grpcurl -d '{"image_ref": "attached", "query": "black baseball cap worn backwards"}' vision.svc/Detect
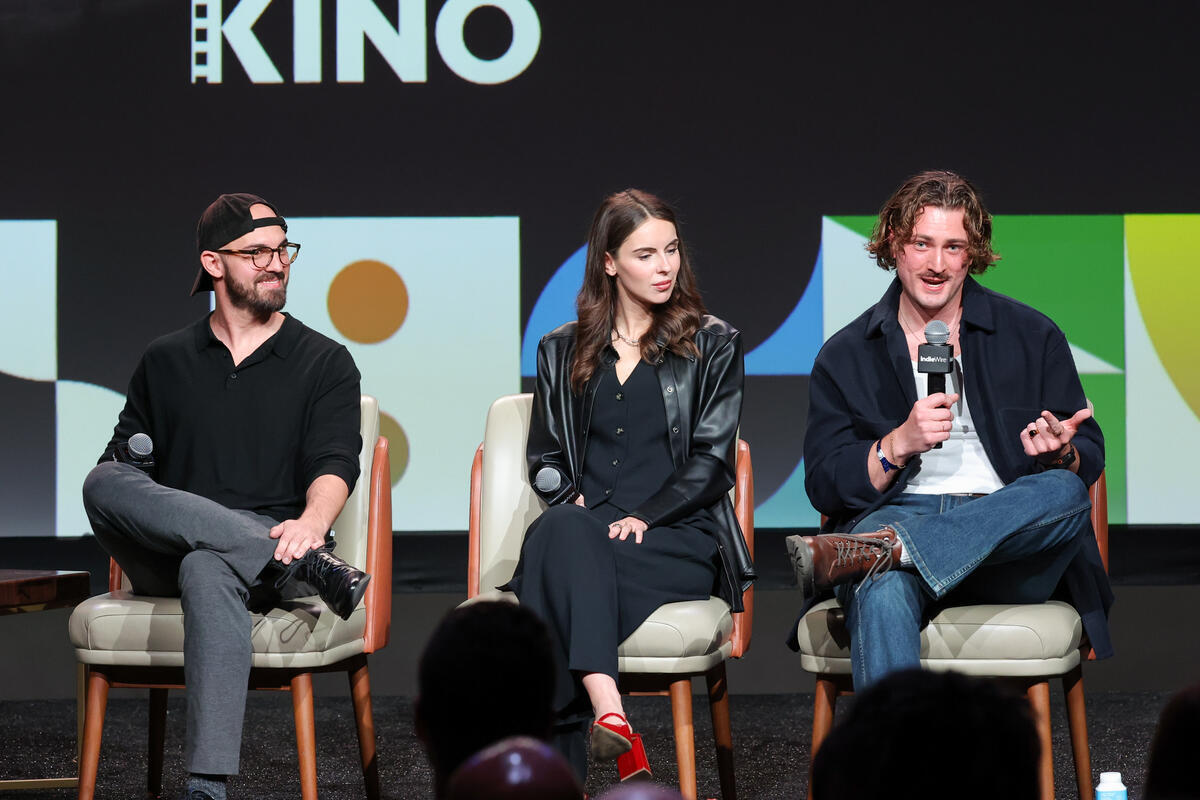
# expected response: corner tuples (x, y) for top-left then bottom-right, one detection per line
(191, 193), (288, 295)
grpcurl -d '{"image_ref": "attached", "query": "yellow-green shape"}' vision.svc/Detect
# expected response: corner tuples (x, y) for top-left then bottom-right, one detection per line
(1126, 215), (1200, 423)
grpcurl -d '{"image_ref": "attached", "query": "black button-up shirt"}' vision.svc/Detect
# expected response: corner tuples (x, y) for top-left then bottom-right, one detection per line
(100, 313), (362, 523)
(581, 360), (674, 512)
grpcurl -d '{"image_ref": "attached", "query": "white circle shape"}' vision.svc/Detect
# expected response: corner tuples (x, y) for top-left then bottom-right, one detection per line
(435, 0), (541, 85)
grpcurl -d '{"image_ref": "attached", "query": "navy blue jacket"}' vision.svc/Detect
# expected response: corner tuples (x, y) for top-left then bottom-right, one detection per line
(800, 276), (1114, 658)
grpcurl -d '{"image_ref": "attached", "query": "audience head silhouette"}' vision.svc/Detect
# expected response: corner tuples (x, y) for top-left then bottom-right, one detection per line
(416, 601), (557, 798)
(445, 736), (582, 800)
(1145, 682), (1200, 799)
(812, 669), (1040, 800)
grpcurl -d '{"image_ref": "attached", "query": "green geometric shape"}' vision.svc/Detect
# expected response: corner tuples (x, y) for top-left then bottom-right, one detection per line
(982, 216), (1124, 369)
(829, 215), (878, 241)
(981, 216), (1125, 522)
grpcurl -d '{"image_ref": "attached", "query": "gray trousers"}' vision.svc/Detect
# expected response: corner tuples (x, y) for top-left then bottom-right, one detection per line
(82, 461), (283, 775)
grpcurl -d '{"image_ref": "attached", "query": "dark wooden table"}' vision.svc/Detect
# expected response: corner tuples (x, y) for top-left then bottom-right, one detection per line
(0, 568), (92, 790)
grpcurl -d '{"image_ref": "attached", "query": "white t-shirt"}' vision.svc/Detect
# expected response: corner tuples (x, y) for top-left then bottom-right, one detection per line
(902, 357), (1005, 495)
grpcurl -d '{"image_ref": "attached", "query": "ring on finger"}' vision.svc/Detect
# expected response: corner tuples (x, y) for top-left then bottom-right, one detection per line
(1028, 427), (1039, 437)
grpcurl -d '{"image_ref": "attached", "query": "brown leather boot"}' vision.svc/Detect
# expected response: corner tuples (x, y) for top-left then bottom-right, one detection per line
(786, 527), (903, 598)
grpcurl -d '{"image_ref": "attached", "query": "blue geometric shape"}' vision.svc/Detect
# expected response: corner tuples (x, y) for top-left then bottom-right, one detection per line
(753, 456), (820, 528)
(522, 245), (586, 377)
(744, 244), (824, 376)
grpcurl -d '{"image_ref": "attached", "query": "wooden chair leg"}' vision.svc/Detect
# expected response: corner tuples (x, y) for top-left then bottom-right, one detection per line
(291, 673), (318, 800)
(1063, 666), (1094, 800)
(78, 668), (111, 800)
(74, 663), (86, 775)
(147, 688), (169, 798)
(669, 677), (697, 800)
(1027, 680), (1055, 800)
(808, 676), (839, 800)
(705, 662), (736, 800)
(348, 655), (380, 800)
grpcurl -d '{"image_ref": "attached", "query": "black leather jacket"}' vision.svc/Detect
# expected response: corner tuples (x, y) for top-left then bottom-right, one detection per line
(527, 315), (756, 610)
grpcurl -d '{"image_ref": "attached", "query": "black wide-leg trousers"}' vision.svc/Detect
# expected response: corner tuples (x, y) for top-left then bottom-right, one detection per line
(505, 502), (719, 781)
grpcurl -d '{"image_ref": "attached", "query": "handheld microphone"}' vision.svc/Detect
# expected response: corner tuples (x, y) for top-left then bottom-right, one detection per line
(533, 467), (562, 493)
(918, 320), (954, 448)
(115, 432), (156, 475)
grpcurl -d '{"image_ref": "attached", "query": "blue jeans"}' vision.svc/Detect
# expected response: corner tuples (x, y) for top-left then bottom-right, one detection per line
(835, 469), (1093, 689)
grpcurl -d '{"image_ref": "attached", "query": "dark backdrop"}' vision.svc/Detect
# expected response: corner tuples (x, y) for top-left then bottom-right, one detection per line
(0, 1), (1195, 541)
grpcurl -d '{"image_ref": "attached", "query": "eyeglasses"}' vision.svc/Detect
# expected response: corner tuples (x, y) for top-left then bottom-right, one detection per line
(213, 242), (301, 269)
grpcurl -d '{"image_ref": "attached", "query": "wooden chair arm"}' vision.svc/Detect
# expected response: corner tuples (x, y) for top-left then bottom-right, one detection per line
(730, 439), (755, 658)
(362, 435), (392, 653)
(467, 444), (484, 598)
(1089, 471), (1109, 574)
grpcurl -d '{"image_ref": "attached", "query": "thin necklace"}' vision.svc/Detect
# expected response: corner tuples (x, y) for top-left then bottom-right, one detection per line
(898, 304), (961, 341)
(613, 328), (640, 346)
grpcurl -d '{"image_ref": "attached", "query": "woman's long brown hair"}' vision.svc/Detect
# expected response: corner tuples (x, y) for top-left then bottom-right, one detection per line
(570, 189), (706, 393)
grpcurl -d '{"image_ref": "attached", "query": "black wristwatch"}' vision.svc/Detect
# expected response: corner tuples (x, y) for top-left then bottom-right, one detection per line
(875, 439), (905, 473)
(1041, 442), (1077, 469)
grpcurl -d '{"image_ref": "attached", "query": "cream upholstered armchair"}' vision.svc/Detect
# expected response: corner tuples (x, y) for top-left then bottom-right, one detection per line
(465, 393), (754, 800)
(795, 473), (1109, 800)
(69, 395), (392, 800)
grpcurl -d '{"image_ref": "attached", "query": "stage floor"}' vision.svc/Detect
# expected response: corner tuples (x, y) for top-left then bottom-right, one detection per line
(0, 689), (1163, 800)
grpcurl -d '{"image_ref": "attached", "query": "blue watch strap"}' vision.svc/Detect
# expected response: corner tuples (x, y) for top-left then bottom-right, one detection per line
(876, 439), (905, 473)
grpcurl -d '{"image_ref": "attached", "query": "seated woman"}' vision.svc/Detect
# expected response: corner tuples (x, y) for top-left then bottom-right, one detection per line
(503, 188), (755, 784)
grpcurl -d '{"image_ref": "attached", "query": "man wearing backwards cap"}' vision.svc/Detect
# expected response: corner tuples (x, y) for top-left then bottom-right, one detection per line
(83, 193), (369, 800)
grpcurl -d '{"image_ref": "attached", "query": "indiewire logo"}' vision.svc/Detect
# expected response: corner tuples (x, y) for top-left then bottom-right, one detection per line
(191, 0), (541, 85)
(919, 355), (949, 363)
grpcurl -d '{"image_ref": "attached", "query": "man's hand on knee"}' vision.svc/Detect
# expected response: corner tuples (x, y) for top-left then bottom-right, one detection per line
(269, 518), (327, 564)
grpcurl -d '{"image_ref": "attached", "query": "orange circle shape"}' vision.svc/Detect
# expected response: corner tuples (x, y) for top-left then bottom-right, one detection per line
(327, 260), (409, 344)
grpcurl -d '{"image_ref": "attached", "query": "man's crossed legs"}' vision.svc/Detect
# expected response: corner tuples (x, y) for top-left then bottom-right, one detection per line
(82, 461), (369, 795)
(791, 469), (1093, 687)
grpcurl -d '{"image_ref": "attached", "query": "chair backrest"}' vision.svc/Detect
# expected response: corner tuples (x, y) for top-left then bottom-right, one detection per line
(467, 394), (755, 660)
(343, 395), (392, 653)
(469, 394), (545, 595)
(333, 394), (381, 571)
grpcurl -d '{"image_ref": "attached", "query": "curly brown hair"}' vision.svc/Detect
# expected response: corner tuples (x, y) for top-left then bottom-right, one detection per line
(570, 189), (705, 393)
(866, 170), (1000, 275)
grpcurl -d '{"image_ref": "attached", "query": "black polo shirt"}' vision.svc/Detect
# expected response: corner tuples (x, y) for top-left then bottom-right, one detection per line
(100, 313), (362, 523)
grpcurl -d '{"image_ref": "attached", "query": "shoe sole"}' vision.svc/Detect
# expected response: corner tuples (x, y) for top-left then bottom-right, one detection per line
(784, 534), (816, 599)
(590, 724), (634, 761)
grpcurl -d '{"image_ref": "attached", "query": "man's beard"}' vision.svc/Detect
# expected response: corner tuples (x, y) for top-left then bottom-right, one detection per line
(226, 270), (287, 315)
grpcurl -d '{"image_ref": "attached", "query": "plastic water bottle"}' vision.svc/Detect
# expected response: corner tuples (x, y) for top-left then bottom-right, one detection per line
(1096, 772), (1127, 800)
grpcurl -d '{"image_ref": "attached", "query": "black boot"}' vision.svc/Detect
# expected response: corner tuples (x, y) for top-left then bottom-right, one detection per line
(289, 544), (371, 621)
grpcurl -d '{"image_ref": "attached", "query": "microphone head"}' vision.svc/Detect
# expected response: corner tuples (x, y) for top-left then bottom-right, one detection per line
(924, 319), (951, 345)
(128, 432), (154, 459)
(533, 467), (561, 493)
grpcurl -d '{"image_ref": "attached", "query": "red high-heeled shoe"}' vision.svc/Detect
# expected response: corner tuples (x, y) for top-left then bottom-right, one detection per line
(616, 732), (651, 781)
(591, 713), (652, 780)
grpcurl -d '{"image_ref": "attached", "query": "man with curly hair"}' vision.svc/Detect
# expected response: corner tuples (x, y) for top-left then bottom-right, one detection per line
(788, 170), (1113, 688)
